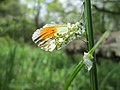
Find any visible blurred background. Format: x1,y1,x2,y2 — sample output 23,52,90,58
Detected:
0,0,120,90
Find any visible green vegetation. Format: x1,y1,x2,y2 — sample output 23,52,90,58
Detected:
0,37,120,90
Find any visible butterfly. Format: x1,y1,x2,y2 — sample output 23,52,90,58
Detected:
32,22,85,52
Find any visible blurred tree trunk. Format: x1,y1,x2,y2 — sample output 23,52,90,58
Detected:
34,1,41,28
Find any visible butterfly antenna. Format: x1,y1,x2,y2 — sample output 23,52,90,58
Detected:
79,1,84,21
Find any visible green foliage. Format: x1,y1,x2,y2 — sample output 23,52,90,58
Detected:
92,1,120,34
0,37,120,90
0,0,35,43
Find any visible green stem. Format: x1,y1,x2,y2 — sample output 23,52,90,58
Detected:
89,31,110,54
64,60,84,90
84,0,98,90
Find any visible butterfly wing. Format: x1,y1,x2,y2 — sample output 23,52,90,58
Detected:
32,22,85,52
32,25,58,51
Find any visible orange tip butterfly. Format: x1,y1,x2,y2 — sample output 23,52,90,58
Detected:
32,22,85,51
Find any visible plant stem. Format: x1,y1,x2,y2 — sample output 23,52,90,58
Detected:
64,60,84,90
84,0,98,90
89,30,110,54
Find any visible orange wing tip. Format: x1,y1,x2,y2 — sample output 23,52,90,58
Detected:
32,24,56,41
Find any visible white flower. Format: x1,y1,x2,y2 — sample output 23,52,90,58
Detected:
83,52,93,71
